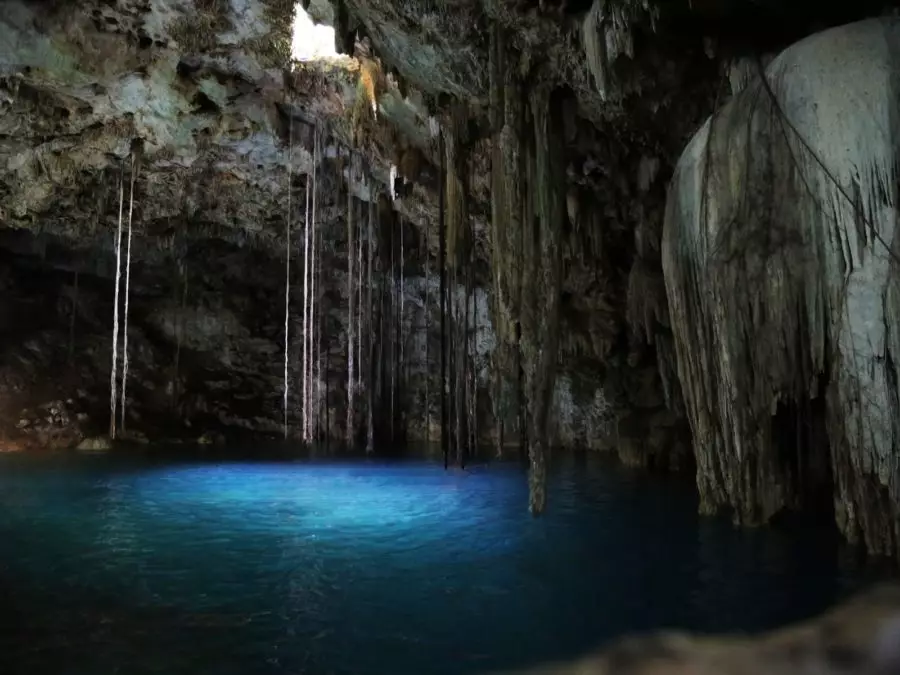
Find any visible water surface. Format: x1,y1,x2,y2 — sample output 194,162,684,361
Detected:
0,452,880,675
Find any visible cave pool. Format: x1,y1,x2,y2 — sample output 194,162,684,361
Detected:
0,450,883,675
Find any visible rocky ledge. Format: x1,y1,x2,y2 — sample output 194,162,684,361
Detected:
499,585,900,675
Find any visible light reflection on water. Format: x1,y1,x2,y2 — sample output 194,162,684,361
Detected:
0,452,881,675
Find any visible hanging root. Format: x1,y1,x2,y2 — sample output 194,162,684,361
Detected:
119,151,138,435
109,167,125,440
283,114,293,440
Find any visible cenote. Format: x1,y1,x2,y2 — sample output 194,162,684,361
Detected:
0,450,882,675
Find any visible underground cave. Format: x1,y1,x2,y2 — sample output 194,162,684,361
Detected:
2,0,900,673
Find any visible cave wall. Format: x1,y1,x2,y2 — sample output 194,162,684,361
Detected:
3,0,899,556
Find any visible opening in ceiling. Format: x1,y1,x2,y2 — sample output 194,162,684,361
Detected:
291,3,338,61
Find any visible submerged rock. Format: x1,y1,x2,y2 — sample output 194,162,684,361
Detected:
497,585,900,675
76,436,112,453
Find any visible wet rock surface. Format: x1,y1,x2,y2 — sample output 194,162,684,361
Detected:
497,585,900,675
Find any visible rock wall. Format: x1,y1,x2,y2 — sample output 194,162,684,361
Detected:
4,0,898,555
663,18,900,555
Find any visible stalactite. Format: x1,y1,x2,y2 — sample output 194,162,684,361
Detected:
366,190,375,453
522,87,566,515
283,115,294,440
489,26,529,457
439,131,448,469
663,19,900,555
347,161,356,447
445,102,471,270
519,87,534,462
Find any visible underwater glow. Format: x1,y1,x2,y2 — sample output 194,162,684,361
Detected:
291,4,338,61
0,456,878,675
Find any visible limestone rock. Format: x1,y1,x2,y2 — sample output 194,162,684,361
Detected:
663,18,900,554
496,585,900,675
76,435,112,453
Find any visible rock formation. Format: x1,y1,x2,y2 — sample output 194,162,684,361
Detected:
664,17,900,557
495,584,900,675
1,0,898,555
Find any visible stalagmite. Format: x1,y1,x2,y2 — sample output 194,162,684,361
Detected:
347,159,356,446
662,18,900,556
109,167,125,440
119,152,138,434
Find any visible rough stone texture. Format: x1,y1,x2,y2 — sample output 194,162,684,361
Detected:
494,584,900,675
664,18,900,554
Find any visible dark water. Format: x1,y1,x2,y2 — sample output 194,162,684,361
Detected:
0,451,883,675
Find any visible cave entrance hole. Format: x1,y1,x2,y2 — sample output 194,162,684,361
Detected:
291,2,339,61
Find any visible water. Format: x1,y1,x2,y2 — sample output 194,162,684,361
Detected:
0,452,882,675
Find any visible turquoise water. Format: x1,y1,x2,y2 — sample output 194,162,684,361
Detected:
0,452,880,675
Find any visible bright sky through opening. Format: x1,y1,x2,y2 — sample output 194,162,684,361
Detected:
291,3,337,61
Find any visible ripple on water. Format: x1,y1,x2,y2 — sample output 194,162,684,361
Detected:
0,454,882,675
